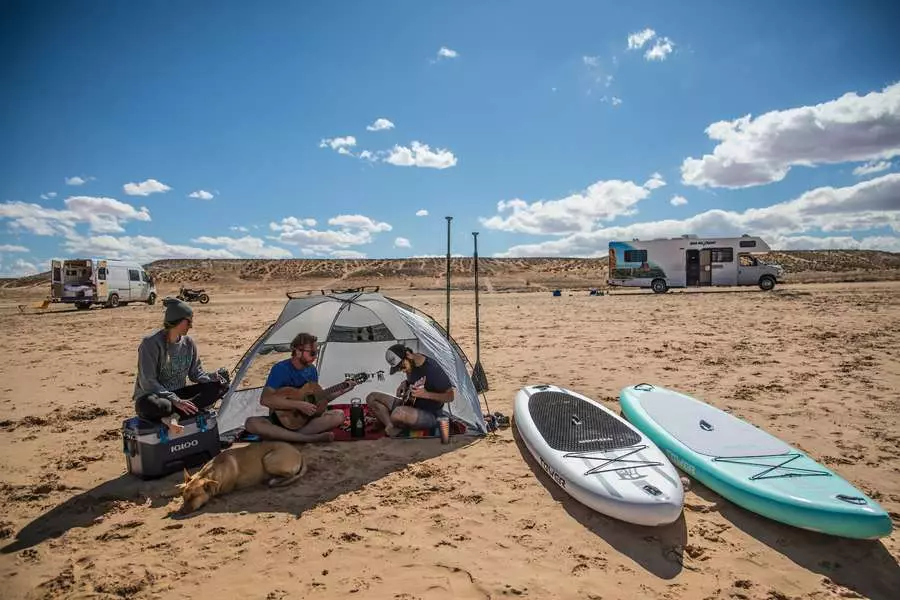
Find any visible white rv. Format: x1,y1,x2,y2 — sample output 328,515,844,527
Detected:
50,258,157,309
607,235,784,293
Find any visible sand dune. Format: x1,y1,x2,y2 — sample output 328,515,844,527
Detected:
0,280,898,599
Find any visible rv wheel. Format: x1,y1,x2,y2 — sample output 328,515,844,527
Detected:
106,293,120,308
651,279,668,294
75,302,91,310
759,275,776,291
147,292,157,305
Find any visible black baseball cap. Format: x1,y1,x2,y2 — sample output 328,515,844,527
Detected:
385,343,410,375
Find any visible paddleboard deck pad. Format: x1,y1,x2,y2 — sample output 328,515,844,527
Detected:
619,383,893,539
514,384,683,526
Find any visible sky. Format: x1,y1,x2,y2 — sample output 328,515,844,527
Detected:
1,0,899,276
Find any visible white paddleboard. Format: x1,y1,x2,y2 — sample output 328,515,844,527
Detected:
514,384,684,526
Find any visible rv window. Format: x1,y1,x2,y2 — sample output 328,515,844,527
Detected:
53,267,61,281
128,269,140,281
739,240,757,248
624,249,648,263
710,248,733,263
98,267,107,280
141,271,151,283
739,254,757,267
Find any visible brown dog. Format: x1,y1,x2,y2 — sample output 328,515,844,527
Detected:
175,441,307,515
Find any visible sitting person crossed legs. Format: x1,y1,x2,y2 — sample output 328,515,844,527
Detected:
133,298,228,435
366,344,455,437
244,333,355,443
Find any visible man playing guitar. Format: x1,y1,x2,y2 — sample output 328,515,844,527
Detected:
244,332,358,443
366,343,455,437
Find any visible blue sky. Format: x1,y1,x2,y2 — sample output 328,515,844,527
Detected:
1,0,899,276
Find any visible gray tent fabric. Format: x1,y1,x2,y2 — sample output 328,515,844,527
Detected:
216,290,488,439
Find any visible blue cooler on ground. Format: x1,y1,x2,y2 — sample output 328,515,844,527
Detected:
122,411,221,479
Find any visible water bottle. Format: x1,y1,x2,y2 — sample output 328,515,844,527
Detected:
349,397,365,439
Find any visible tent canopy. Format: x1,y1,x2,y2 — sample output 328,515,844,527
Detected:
217,289,488,439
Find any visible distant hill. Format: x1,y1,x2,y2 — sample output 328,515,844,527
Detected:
2,251,899,291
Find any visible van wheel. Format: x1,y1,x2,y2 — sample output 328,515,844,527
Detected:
651,279,669,294
759,276,776,291
107,293,120,308
147,292,157,305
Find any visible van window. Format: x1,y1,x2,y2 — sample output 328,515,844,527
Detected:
624,249,648,263
739,240,757,248
128,269,140,282
710,248,733,263
53,267,61,281
98,267,107,280
739,254,757,267
141,271,151,283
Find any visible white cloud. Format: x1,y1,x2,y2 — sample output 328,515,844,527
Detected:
269,214,392,253
0,244,29,252
327,214,392,232
394,237,411,248
645,37,674,61
670,195,688,206
682,82,900,188
611,96,623,106
853,160,893,177
123,179,172,196
191,235,292,259
494,173,900,257
416,209,429,217
480,178,654,235
319,136,357,151
437,47,458,59
627,28,656,50
383,141,457,169
0,258,39,278
0,196,151,237
64,235,238,261
230,225,249,233
331,250,368,259
40,192,57,200
366,118,395,132
583,55,601,68
189,190,215,200
65,176,87,186
644,172,666,190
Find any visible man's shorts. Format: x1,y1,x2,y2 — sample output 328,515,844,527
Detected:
389,396,440,430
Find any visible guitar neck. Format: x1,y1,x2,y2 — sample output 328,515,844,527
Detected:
322,380,351,397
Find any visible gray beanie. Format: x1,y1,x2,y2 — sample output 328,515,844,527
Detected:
163,297,193,325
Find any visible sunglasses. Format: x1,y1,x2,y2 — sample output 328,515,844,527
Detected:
295,347,318,356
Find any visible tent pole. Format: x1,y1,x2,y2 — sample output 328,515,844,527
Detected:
472,232,488,392
445,216,452,339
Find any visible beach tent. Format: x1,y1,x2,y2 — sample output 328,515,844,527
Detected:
216,287,489,440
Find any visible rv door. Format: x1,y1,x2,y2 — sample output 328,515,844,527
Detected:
51,260,63,300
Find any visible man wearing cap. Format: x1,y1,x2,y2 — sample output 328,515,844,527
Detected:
366,344,455,437
133,297,229,435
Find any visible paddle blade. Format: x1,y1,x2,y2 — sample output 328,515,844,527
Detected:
472,362,489,393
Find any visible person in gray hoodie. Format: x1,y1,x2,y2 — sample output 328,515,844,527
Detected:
133,297,228,434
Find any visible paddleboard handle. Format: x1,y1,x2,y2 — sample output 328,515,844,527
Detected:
634,383,655,391
700,420,715,432
836,494,867,505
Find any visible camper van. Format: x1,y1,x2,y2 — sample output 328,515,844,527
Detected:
50,258,157,309
607,235,784,293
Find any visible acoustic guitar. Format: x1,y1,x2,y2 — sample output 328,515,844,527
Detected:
274,372,369,430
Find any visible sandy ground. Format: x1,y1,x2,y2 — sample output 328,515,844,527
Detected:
0,281,898,599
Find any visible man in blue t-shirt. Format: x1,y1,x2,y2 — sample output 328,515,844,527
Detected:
365,343,455,437
244,332,355,443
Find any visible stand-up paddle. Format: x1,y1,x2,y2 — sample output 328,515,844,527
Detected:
445,216,452,338
472,231,488,392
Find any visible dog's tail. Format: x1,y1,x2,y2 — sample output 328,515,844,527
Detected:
268,456,307,488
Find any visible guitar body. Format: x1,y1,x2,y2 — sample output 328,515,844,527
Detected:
272,372,369,431
273,382,326,430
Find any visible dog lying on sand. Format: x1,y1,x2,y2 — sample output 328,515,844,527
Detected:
175,441,307,514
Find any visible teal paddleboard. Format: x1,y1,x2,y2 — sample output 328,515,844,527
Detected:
619,384,892,539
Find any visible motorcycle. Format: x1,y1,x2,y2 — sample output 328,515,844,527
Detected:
177,286,210,304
